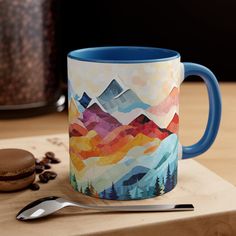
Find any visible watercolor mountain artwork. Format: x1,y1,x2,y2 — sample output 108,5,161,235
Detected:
69,77,179,200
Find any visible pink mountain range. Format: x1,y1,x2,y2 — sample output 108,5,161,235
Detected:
82,103,122,138
147,87,179,116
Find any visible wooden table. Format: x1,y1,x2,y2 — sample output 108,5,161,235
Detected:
0,82,235,235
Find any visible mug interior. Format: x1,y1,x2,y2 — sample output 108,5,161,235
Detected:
68,46,180,63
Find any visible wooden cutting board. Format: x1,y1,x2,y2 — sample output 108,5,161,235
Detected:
0,134,236,236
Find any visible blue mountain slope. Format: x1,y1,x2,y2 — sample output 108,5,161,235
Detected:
79,92,91,108
114,89,150,113
132,136,178,189
123,173,146,185
120,134,178,172
79,134,178,195
98,79,123,102
99,88,150,113
96,79,150,113
103,166,149,195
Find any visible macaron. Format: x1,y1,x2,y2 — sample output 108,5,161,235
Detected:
0,149,36,192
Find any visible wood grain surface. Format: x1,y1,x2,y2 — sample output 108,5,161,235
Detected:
0,134,236,236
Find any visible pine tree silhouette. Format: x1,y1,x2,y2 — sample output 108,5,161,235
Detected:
70,173,73,183
165,165,173,192
124,188,132,200
133,186,143,199
162,176,165,193
101,189,106,199
142,187,148,198
109,182,118,200
84,182,92,196
172,167,177,187
89,182,96,196
72,174,76,182
155,176,161,195
71,174,78,191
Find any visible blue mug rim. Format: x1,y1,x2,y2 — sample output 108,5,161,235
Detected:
68,46,180,64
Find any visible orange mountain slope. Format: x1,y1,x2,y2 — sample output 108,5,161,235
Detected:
167,113,179,134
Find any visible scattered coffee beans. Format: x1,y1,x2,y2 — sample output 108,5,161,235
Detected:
45,152,60,164
39,173,49,183
50,157,61,164
35,164,44,174
43,171,57,180
43,157,52,164
29,183,40,191
31,151,60,190
45,152,55,159
44,163,51,169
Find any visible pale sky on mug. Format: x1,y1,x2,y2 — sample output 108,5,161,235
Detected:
68,58,182,106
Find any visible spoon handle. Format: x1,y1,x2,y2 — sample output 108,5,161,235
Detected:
80,204,194,212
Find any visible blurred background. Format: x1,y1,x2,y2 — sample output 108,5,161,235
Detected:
0,0,235,118
59,0,236,82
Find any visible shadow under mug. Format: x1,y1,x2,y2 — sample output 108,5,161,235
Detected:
67,46,221,200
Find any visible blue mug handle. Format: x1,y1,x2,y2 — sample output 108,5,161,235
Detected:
182,63,222,159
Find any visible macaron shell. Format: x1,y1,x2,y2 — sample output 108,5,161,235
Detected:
0,172,35,192
0,149,35,175
0,149,36,191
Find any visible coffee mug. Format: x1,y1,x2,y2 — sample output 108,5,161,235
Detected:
67,46,221,200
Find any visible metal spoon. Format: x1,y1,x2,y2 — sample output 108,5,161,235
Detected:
16,196,194,221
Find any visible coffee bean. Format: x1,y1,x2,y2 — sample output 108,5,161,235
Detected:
35,164,44,174
45,152,55,159
39,161,45,166
43,157,52,164
44,152,61,164
50,158,61,164
44,163,51,169
43,171,57,180
39,160,49,166
29,183,40,191
39,173,49,183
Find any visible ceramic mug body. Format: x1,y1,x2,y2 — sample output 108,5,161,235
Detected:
67,47,221,200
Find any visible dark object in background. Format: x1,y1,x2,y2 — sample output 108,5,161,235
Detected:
0,0,65,118
59,0,236,82
0,0,233,118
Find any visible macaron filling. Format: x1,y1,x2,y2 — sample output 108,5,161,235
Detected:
0,169,35,181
